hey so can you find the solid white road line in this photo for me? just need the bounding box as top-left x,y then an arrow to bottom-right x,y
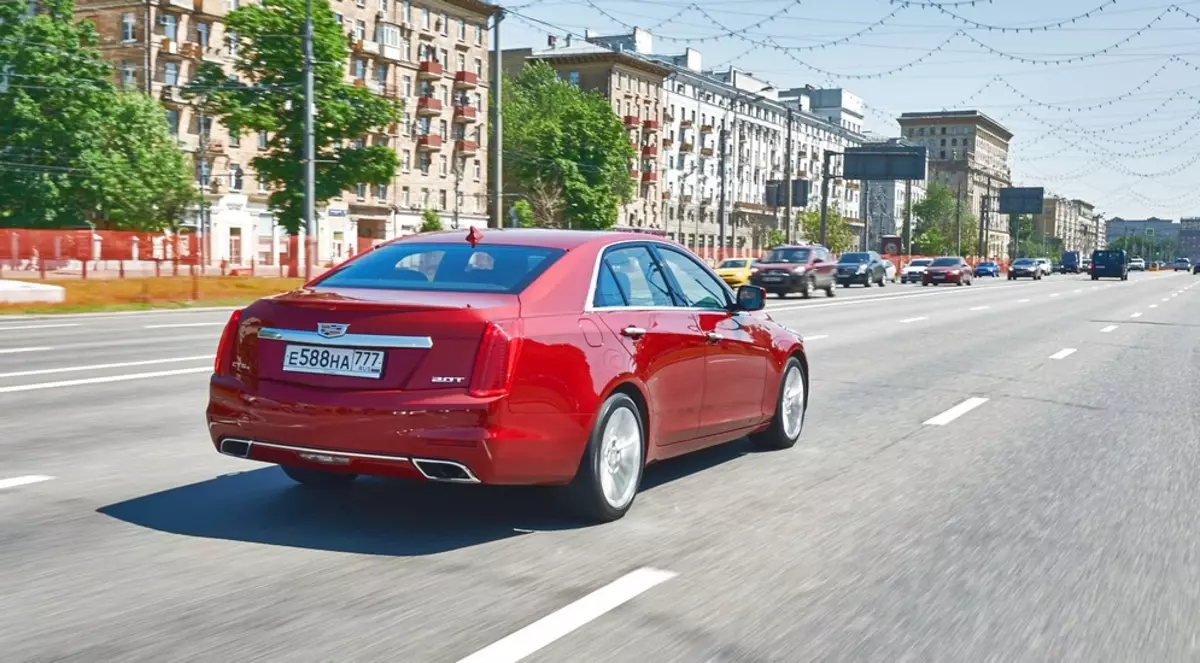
1050,293 -> 1060,297
900,316 -> 928,324
1162,298 -> 1170,302
1150,304 -> 1158,308
0,347 -> 51,355
1049,348 -> 1077,360
0,355 -> 213,379
0,475 -> 54,490
1017,298 -> 1031,303
924,397 -> 989,426
768,281 -> 1041,313
0,323 -> 80,332
0,367 -> 211,394
969,306 -> 989,311
456,568 -> 677,663
1100,325 -> 1118,333
0,305 -> 240,322
1073,289 -> 1082,293
805,335 -> 829,341
1130,312 -> 1143,318
142,322 -> 226,329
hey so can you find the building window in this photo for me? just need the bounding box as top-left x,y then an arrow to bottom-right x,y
258,172 -> 268,192
419,153 -> 431,175
196,22 -> 210,49
354,20 -> 366,41
355,183 -> 367,200
401,75 -> 412,97
439,154 -> 447,176
473,159 -> 481,180
375,183 -> 388,200
165,109 -> 180,135
163,62 -> 179,86
229,127 -> 240,147
400,150 -> 410,171
258,130 -> 268,149
456,53 -> 465,72
420,7 -> 429,29
401,0 -> 410,23
438,119 -> 447,139
439,13 -> 447,35
230,165 -> 244,191
226,31 -> 239,56
352,59 -> 366,80
474,58 -> 483,78
333,12 -> 342,25
375,63 -> 388,86
457,19 -> 466,40
121,14 -> 136,42
120,62 -> 137,89
401,186 -> 410,207
378,23 -> 400,47
475,25 -> 483,45
439,189 -> 447,209
159,14 -> 178,40
568,71 -> 580,86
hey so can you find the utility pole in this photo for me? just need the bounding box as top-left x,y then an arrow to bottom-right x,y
452,159 -> 462,229
489,10 -> 504,229
818,149 -> 833,247
904,179 -> 912,260
954,175 -> 963,256
861,180 -> 869,251
717,124 -> 729,262
978,175 -> 990,258
784,107 -> 794,243
302,0 -> 316,280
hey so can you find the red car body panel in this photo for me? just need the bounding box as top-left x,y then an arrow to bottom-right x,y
206,229 -> 806,486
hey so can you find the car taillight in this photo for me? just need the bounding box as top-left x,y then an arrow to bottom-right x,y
213,309 -> 243,376
469,320 -> 524,398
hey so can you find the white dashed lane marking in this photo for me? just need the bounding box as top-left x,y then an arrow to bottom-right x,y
900,317 -> 928,324
924,398 -> 989,426
1049,348 -> 1077,360
1100,325 -> 1118,333
0,475 -> 54,490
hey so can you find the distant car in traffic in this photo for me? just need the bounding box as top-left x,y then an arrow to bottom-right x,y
1173,258 -> 1191,272
882,258 -> 898,283
1060,250 -> 1082,274
714,257 -> 756,288
922,256 -> 974,286
836,251 -> 888,287
749,244 -> 836,298
901,258 -> 932,284
207,229 -> 811,522
1009,258 -> 1042,280
974,261 -> 1000,278
1128,257 -> 1146,271
1091,249 -> 1128,280
1035,258 -> 1053,276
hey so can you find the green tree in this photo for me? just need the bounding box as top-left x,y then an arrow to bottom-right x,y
911,182 -> 979,256
503,62 -> 634,230
511,199 -> 536,228
764,229 -> 786,249
797,209 -> 855,253
419,208 -> 443,232
185,0 -> 401,235
0,0 -> 196,229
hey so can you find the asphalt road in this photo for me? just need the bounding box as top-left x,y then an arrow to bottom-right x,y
2,270 -> 1199,662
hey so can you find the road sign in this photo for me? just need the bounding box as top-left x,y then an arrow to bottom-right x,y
842,146 -> 926,181
997,187 -> 1045,215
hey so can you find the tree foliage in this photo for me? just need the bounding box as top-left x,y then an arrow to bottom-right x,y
185,0 -> 401,235
510,199 -> 535,228
419,208 -> 443,232
0,0 -> 196,229
503,62 -> 634,230
797,209 -> 855,253
910,181 -> 979,256
764,229 -> 786,249
1108,234 -> 1177,259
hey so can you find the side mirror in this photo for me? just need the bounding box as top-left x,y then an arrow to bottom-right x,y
735,285 -> 766,312
812,257 -> 823,264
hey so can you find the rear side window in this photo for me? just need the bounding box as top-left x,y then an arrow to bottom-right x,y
317,242 -> 564,294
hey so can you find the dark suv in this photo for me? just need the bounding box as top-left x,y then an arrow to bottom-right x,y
836,251 -> 888,287
749,244 -> 837,298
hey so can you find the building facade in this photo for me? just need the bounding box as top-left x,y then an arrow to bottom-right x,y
897,110 -> 1013,258
1179,218 -> 1200,261
502,38 -> 669,230
856,136 -> 927,249
76,0 -> 496,266
1033,196 -> 1097,254
1105,217 -> 1179,244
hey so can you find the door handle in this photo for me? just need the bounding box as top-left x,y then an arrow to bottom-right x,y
705,331 -> 722,343
621,326 -> 646,338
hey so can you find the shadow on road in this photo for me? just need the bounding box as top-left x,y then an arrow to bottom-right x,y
97,438 -> 755,556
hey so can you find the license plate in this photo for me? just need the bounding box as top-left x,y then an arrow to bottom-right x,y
933,274 -> 944,279
762,275 -> 783,282
282,344 -> 385,379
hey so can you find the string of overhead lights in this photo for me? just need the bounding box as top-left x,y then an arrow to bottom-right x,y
889,0 -> 993,7
923,0 -> 1119,33
961,9 -> 1173,66
993,58 -> 1184,113
1016,98 -> 1200,148
582,0 -> 808,45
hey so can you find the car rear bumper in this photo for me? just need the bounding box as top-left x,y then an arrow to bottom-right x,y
206,376 -> 589,485
901,272 -> 923,282
836,273 -> 871,284
924,273 -> 964,284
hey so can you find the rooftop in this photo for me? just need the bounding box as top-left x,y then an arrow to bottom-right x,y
896,110 -> 1013,141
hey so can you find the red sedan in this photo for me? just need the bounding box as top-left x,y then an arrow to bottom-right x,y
208,228 -> 809,521
921,256 -> 974,286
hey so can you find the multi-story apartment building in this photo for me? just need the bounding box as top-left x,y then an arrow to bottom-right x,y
501,37 -> 669,230
558,28 -> 864,254
76,0 -> 496,266
1032,196 -> 1097,254
897,110 -> 1013,258
1105,217 -> 1178,249
1179,217 -> 1200,261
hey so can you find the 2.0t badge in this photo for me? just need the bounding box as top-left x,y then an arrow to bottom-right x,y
431,376 -> 466,384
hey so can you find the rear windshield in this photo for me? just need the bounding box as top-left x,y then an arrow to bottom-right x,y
839,252 -> 870,263
931,257 -> 960,266
1014,258 -> 1036,266
1092,250 -> 1123,262
719,259 -> 748,268
763,248 -> 810,263
909,259 -> 932,266
316,242 -> 565,294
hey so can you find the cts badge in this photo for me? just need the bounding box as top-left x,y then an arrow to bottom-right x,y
431,376 -> 466,384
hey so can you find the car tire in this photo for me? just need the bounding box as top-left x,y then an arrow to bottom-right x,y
563,392 -> 645,523
842,282 -> 850,288
863,278 -> 871,288
1091,275 -> 1098,281
824,283 -> 835,297
281,465 -> 358,488
751,357 -> 807,451
800,276 -> 813,299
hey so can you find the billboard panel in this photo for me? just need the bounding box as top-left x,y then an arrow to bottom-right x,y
764,179 -> 811,208
997,187 -> 1045,215
842,146 -> 926,181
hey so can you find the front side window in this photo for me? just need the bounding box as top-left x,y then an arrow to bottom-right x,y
317,243 -> 564,294
656,247 -> 728,309
597,245 -> 674,307
838,252 -> 870,264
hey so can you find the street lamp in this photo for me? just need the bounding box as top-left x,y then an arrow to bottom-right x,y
717,84 -> 773,263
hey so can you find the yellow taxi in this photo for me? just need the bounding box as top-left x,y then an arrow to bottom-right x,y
714,257 -> 757,287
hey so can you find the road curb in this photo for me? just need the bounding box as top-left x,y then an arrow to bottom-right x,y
0,305 -> 240,322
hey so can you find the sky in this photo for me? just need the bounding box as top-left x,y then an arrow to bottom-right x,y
499,0 -> 1200,221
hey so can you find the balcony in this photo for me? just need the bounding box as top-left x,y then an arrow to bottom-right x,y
680,119 -> 694,128
700,124 -> 713,134
642,119 -> 659,132
455,140 -> 478,155
700,147 -> 714,157
159,85 -> 186,105
416,96 -> 442,115
352,39 -> 381,56
642,144 -> 658,157
203,139 -> 225,154
641,171 -> 658,183
630,169 -> 640,180
682,194 -> 693,203
701,196 -> 713,206
679,142 -> 694,153
417,134 -> 443,151
179,41 -> 202,59
453,105 -> 478,123
661,137 -> 673,148
417,60 -> 443,80
454,70 -> 478,89
661,191 -> 671,200
623,115 -> 640,129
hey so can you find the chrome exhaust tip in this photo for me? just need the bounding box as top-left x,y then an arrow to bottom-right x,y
219,438 -> 253,459
412,458 -> 480,484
